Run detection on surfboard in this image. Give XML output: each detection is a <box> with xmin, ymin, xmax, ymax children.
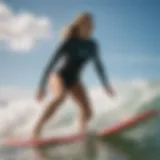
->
<box><xmin>3</xmin><ymin>109</ymin><xmax>158</xmax><ymax>147</ymax></box>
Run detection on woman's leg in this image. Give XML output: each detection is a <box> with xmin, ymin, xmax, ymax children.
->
<box><xmin>70</xmin><ymin>82</ymin><xmax>92</xmax><ymax>133</ymax></box>
<box><xmin>33</xmin><ymin>74</ymin><xmax>66</xmax><ymax>137</ymax></box>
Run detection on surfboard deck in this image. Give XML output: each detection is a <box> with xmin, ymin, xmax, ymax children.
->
<box><xmin>3</xmin><ymin>109</ymin><xmax>158</xmax><ymax>147</ymax></box>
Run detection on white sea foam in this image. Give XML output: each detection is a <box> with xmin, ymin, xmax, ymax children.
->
<box><xmin>0</xmin><ymin>80</ymin><xmax>159</xmax><ymax>138</ymax></box>
<box><xmin>0</xmin><ymin>80</ymin><xmax>160</xmax><ymax>160</ymax></box>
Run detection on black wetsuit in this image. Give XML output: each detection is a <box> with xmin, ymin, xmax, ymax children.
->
<box><xmin>39</xmin><ymin>37</ymin><xmax>109</xmax><ymax>90</ymax></box>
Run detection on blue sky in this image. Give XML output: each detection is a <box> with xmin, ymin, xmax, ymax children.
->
<box><xmin>0</xmin><ymin>0</ymin><xmax>160</xmax><ymax>89</ymax></box>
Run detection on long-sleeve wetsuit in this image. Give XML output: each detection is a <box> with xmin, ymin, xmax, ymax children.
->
<box><xmin>39</xmin><ymin>37</ymin><xmax>109</xmax><ymax>90</ymax></box>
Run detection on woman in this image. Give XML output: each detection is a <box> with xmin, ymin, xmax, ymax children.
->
<box><xmin>33</xmin><ymin>12</ymin><xmax>115</xmax><ymax>137</ymax></box>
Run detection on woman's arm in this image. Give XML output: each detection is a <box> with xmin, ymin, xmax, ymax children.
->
<box><xmin>93</xmin><ymin>42</ymin><xmax>109</xmax><ymax>86</ymax></box>
<box><xmin>38</xmin><ymin>39</ymin><xmax>70</xmax><ymax>91</ymax></box>
<box><xmin>92</xmin><ymin>41</ymin><xmax>114</xmax><ymax>96</ymax></box>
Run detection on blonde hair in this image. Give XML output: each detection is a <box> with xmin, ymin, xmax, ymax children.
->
<box><xmin>61</xmin><ymin>12</ymin><xmax>92</xmax><ymax>40</ymax></box>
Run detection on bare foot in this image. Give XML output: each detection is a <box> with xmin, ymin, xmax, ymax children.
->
<box><xmin>31</xmin><ymin>129</ymin><xmax>41</xmax><ymax>148</ymax></box>
<box><xmin>32</xmin><ymin>127</ymin><xmax>41</xmax><ymax>140</ymax></box>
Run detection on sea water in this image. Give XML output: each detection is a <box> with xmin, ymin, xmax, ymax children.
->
<box><xmin>0</xmin><ymin>80</ymin><xmax>160</xmax><ymax>160</ymax></box>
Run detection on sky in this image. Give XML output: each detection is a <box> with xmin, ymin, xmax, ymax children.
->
<box><xmin>0</xmin><ymin>0</ymin><xmax>160</xmax><ymax>90</ymax></box>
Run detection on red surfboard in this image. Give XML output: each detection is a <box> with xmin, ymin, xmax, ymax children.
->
<box><xmin>3</xmin><ymin>109</ymin><xmax>158</xmax><ymax>147</ymax></box>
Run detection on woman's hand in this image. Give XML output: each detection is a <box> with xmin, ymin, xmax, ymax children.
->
<box><xmin>36</xmin><ymin>88</ymin><xmax>45</xmax><ymax>102</ymax></box>
<box><xmin>105</xmin><ymin>85</ymin><xmax>115</xmax><ymax>97</ymax></box>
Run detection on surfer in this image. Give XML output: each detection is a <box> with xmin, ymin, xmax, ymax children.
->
<box><xmin>33</xmin><ymin>12</ymin><xmax>115</xmax><ymax>137</ymax></box>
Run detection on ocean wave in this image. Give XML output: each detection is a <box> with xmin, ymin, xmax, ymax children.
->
<box><xmin>0</xmin><ymin>80</ymin><xmax>160</xmax><ymax>160</ymax></box>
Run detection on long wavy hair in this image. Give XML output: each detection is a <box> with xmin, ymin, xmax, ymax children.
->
<box><xmin>61</xmin><ymin>12</ymin><xmax>93</xmax><ymax>40</ymax></box>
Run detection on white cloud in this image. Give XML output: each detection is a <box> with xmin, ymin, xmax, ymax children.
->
<box><xmin>0</xmin><ymin>2</ymin><xmax>52</xmax><ymax>52</ymax></box>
